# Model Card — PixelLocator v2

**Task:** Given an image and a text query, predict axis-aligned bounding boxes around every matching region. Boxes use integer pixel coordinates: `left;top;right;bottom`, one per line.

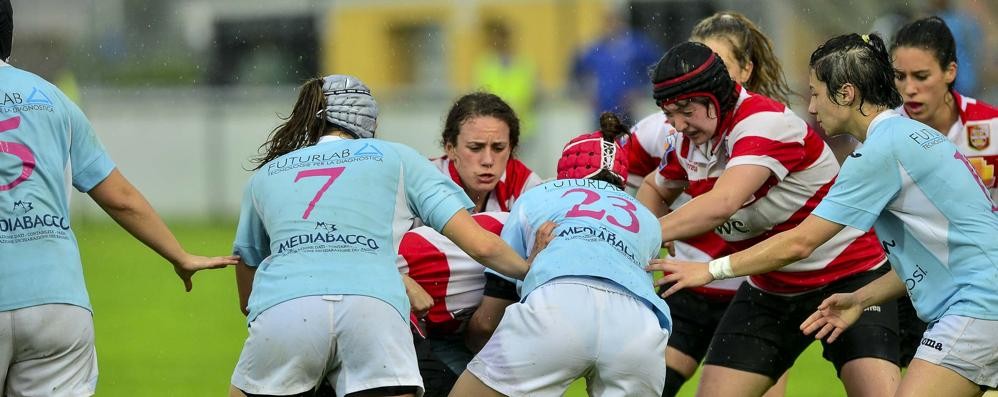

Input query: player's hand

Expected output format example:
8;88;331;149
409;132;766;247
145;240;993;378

646;258;712;298
527;221;557;264
403;276;434;318
800;292;863;343
173;253;240;292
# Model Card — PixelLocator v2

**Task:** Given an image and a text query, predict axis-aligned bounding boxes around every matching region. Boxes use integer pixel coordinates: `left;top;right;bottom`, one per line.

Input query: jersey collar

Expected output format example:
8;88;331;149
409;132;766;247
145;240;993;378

316;135;346;145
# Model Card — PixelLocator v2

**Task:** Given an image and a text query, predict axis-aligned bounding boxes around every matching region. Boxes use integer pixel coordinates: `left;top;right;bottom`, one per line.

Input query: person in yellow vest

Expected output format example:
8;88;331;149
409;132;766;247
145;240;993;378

474;19;538;139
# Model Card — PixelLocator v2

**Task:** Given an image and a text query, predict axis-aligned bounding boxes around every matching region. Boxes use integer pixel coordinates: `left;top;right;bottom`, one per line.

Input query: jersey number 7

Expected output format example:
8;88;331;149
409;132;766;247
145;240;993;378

295;166;346;219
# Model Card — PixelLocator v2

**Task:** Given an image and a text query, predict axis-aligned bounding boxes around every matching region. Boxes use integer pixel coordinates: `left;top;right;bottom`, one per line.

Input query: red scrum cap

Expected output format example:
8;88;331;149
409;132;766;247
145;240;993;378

557;127;629;188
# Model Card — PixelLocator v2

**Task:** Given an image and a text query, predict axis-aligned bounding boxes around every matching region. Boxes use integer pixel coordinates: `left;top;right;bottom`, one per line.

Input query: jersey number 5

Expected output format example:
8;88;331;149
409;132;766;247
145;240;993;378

295;166;346;219
562;188;640;233
0;116;36;192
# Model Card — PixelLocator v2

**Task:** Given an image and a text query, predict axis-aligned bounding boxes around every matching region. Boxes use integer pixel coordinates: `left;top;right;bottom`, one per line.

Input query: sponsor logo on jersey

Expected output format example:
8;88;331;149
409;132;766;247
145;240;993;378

0;88;55;113
314;221;338;232
12;200;33;214
908;128;946;149
0;214;70;232
656;135;677;170
557;225;636;262
277;231;381;253
967;123;990;150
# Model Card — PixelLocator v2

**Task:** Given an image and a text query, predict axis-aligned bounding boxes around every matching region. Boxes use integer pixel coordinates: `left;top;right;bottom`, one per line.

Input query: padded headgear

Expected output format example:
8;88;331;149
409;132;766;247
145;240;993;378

651;42;737;114
319;75;379;139
557;131;628;185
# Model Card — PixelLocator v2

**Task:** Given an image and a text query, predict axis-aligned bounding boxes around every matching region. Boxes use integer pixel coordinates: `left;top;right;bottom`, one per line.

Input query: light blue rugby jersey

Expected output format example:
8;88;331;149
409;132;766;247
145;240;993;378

0;62;116;312
813;111;998;323
500;178;671;330
234;136;473;323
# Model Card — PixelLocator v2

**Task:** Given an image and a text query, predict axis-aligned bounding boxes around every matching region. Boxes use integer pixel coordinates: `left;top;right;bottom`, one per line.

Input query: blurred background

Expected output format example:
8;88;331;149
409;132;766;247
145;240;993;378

5;0;996;395
9;0;997;221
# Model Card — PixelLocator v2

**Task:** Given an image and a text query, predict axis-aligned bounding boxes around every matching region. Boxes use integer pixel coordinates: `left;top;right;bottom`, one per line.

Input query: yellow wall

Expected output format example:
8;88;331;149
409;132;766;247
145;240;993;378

323;0;609;95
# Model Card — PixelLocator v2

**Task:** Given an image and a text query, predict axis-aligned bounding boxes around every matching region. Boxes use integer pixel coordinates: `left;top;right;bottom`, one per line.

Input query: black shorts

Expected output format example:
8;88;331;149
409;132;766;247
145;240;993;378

896;294;927;367
704;266;900;379
661;288;732;363
414;334;460;397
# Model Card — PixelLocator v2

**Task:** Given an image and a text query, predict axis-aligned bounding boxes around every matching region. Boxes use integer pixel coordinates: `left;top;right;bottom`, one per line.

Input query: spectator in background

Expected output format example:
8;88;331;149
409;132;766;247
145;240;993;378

928;0;982;97
571;9;661;125
474;20;538;139
0;2;237;395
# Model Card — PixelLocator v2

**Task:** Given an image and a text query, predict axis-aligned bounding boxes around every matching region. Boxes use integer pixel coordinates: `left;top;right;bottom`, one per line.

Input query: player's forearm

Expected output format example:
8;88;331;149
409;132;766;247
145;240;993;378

725;228;817;277
235;261;255;316
89;170;187;265
852;271;906;309
660;194;735;242
473;235;529;280
636;176;673;218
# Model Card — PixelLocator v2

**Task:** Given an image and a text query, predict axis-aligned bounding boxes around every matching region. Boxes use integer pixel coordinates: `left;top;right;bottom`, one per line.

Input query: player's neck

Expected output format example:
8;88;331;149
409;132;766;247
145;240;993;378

926;92;960;134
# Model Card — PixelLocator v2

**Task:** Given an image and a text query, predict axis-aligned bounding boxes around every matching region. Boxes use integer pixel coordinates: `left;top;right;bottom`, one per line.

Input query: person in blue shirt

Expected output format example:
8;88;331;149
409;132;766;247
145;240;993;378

571;10;661;124
0;2;237;395
229;75;530;397
650;33;998;396
450;112;672;397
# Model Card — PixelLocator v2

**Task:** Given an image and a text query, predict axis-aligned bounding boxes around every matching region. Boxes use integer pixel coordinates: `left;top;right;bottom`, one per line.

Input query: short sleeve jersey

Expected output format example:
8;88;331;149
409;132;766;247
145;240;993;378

430;156;542;212
0;62;116;313
655;88;886;293
233;136;473;323
501;179;671;330
813;111;998;322
627;111;741;296
898;91;998;202
397;211;508;336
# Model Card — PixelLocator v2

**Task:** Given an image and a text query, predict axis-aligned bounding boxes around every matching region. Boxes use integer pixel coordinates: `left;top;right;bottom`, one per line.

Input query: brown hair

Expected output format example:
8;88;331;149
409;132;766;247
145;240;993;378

252;78;331;170
441;92;520;152
691;11;794;105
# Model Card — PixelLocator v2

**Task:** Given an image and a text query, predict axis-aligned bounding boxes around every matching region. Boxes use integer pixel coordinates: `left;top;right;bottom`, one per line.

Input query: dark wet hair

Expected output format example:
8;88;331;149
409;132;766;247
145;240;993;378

891;16;957;89
691;11;794;105
252;78;332;170
809;33;903;114
589;112;629;189
1;0;12;61
441;92;520;151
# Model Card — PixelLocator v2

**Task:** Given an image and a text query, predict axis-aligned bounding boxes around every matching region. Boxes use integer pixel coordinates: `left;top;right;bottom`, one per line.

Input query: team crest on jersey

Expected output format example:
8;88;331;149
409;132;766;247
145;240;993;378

656;134;678;170
967;123;990;150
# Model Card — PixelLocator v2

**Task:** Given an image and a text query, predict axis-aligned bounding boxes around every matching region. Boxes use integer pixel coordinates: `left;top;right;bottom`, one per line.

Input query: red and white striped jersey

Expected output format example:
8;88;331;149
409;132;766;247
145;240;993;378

430;156;542;212
625;112;678;188
656;88;886;294
627;111;741;297
397;212;508;336
899;91;997;201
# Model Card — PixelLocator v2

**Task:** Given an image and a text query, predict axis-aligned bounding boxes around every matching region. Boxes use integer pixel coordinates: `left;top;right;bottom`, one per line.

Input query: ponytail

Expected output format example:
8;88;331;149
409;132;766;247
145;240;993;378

691;11;795;105
252;78;328;170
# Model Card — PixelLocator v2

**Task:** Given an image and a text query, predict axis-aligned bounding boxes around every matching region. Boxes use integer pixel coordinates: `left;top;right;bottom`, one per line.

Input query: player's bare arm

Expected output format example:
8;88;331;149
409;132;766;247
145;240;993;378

801;270;907;343
636;171;683;217
442;209;529;279
649;214;845;297
235;261;256;316
88;169;239;291
658;164;771;242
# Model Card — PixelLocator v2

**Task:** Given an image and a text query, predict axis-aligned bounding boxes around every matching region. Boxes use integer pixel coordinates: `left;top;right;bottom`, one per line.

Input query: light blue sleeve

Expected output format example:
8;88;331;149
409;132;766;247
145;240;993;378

500;197;530;259
812;140;900;231
396;144;474;231
64;95;115;192
232;179;270;267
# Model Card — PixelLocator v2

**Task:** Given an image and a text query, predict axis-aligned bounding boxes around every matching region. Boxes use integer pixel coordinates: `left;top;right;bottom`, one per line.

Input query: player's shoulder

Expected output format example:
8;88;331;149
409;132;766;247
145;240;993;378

958;93;998;122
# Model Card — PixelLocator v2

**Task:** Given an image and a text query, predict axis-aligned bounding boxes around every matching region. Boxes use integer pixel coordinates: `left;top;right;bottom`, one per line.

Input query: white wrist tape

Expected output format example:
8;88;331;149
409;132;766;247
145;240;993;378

707;256;735;281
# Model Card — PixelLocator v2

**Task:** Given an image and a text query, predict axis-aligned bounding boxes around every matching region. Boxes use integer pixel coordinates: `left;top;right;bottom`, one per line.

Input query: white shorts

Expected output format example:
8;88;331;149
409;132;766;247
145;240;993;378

467;277;669;397
231;295;423;396
0;304;98;397
915;315;998;388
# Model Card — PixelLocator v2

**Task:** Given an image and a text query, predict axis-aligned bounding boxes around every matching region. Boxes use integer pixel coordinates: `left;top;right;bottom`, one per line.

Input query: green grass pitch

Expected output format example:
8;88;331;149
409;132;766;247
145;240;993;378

77;221;847;396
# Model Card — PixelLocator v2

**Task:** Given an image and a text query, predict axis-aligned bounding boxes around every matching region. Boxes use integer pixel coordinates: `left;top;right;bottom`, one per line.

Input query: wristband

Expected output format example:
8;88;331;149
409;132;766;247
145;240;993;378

707;256;735;281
